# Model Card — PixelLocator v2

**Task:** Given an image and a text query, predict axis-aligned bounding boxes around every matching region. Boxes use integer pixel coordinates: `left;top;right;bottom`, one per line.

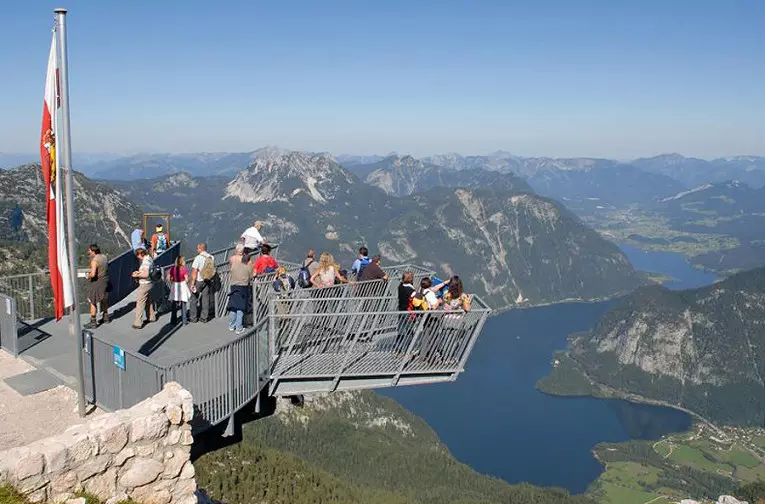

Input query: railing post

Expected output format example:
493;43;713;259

391;313;425;386
268;300;276;363
223;345;235;437
28;275;34;321
454;312;489;379
330;311;368;392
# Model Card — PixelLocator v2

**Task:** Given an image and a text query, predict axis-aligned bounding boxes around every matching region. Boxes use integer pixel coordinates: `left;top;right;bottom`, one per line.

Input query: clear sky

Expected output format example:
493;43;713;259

1;0;763;159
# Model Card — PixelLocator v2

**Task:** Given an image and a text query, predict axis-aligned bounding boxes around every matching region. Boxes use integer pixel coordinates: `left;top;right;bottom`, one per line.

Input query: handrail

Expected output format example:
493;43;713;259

0;271;48;280
272;294;489;305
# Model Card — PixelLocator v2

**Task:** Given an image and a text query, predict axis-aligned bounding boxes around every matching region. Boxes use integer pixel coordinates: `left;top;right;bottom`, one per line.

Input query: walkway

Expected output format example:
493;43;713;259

21;287;240;385
0;350;101;450
0;247;491;435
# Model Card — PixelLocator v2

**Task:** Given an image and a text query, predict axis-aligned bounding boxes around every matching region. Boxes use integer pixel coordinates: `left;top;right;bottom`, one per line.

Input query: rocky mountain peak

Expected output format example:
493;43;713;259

224;148;355;204
152;171;198;191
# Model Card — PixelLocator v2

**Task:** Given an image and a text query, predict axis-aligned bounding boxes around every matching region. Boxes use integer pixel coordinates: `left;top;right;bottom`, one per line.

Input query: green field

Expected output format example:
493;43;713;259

669;445;730;473
588;462;669;504
722;446;762;469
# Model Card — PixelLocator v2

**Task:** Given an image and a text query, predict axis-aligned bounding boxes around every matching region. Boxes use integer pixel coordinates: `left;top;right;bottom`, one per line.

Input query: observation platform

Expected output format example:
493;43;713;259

0;244;490;435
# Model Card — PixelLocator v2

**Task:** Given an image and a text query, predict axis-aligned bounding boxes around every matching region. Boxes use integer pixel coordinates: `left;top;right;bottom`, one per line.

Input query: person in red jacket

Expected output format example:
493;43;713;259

253;243;279;275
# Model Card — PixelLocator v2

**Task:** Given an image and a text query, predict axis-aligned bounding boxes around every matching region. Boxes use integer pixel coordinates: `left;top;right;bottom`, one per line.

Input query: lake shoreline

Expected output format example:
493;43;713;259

535;352;719;435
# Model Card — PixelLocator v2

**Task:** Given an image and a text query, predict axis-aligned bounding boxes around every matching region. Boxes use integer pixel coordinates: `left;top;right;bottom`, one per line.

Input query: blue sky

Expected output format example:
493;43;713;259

1;0;763;159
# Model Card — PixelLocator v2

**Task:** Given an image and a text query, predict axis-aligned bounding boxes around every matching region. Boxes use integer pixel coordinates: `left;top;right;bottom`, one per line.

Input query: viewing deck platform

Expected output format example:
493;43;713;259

0;244;490;435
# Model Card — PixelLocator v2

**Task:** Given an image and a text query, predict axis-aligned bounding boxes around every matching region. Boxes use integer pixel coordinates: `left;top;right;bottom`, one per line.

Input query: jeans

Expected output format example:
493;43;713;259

171;301;187;325
229;310;244;330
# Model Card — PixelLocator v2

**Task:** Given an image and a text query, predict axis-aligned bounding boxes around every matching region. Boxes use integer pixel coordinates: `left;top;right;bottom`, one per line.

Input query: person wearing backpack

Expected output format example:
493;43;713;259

131;247;157;329
297;248;318;288
350;246;370;281
189;242;215;323
394;271;416;353
409;277;448;362
151;223;169;258
253;243;279;275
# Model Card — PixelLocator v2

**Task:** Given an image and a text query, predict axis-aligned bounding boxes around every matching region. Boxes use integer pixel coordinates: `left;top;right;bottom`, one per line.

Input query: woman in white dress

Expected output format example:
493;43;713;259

167;255;191;325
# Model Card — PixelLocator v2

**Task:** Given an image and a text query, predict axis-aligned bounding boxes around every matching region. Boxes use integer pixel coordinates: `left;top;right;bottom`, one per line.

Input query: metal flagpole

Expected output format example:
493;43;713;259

55;7;86;418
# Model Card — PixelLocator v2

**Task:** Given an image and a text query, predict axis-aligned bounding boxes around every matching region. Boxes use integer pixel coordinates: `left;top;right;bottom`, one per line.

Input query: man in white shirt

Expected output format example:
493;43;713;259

240;220;265;255
131;248;156;329
189;242;215;323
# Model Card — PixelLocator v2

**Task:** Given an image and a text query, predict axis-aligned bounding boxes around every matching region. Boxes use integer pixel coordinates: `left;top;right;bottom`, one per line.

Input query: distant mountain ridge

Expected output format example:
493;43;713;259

352;154;532;197
72;149;765;189
633;154;765;189
111;148;643;308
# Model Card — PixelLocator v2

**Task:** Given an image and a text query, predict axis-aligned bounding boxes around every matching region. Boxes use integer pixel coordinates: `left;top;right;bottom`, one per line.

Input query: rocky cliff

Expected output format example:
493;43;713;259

573;267;765;426
0;164;142;273
359;154;531;197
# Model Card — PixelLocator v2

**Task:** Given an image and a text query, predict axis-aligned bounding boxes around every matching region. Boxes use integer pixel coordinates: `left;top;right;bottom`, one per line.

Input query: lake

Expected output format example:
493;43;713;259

380;246;714;493
619;243;719;290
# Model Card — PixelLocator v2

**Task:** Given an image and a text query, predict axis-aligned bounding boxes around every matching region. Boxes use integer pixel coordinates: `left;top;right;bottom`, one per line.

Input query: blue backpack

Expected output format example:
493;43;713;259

273;275;295;294
155;233;168;252
297;267;312;288
431;276;449;298
356;257;370;280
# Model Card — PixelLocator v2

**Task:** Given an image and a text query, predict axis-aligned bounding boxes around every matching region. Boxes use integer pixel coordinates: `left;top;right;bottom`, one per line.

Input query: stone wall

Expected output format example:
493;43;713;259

0;382;197;504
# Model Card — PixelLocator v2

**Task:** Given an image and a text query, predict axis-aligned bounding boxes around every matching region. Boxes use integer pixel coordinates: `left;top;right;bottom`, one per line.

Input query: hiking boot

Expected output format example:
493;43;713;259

84;317;98;329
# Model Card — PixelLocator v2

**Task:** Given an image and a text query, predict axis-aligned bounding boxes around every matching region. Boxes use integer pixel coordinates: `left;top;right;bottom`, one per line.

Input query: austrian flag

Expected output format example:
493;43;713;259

40;32;73;320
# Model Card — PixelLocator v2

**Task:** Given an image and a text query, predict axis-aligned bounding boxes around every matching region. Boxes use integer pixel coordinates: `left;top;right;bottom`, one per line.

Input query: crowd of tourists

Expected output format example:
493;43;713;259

83;219;472;338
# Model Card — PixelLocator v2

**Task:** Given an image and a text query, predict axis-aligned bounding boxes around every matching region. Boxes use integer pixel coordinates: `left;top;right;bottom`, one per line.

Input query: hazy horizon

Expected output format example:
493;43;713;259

1;147;764;165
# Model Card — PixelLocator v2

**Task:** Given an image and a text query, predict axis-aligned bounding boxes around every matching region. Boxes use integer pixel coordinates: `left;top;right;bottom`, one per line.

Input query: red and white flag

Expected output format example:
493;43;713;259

40;32;73;320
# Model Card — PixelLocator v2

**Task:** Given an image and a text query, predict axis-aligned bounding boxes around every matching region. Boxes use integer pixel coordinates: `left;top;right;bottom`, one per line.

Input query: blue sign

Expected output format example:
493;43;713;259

113;346;125;370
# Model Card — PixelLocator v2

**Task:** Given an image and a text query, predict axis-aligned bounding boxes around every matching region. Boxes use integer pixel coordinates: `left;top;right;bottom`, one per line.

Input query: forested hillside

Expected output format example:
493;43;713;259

572;267;765;426
196;391;595;504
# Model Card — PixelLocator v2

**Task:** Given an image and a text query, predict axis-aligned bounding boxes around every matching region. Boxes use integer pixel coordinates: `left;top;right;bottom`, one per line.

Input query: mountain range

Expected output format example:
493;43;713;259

345;154;532;197
110;148;642;308
570;267;765;426
8;149;758;192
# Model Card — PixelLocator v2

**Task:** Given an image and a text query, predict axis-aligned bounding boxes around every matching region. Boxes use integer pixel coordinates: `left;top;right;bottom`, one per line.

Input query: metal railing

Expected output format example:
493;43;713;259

14;248;490;435
0;293;18;356
0;243;181;322
82;316;271;435
267;293;491;393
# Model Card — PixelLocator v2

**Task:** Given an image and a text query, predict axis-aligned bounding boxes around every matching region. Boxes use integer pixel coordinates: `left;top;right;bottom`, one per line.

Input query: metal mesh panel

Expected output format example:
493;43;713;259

86;335;164;411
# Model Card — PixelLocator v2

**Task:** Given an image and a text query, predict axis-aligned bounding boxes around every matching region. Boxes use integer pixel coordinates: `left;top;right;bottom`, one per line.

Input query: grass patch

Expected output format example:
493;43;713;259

591;481;664;504
587;462;668;504
0;485;27;504
753;436;765;450
723;446;761;469
0;486;137;504
669;445;730;473
653;440;672;458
